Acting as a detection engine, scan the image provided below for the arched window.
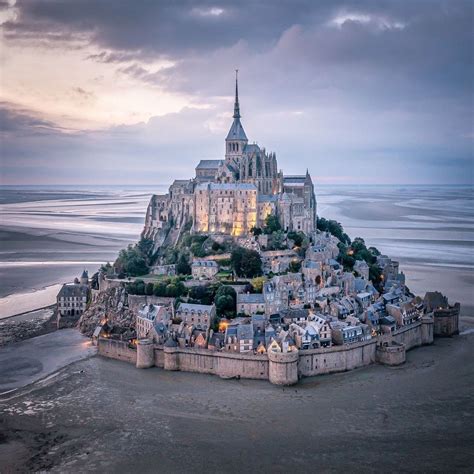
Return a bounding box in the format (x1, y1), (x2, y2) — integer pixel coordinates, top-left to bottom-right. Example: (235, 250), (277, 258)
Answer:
(236, 143), (239, 152)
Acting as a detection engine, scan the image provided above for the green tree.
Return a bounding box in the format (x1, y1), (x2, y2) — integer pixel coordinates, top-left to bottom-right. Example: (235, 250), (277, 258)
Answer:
(127, 279), (146, 295)
(251, 226), (263, 236)
(263, 214), (281, 234)
(231, 247), (262, 278)
(191, 241), (206, 258)
(176, 253), (191, 275)
(115, 245), (149, 277)
(153, 281), (167, 296)
(287, 231), (304, 247)
(215, 285), (237, 317)
(269, 230), (286, 250)
(251, 276), (267, 293)
(288, 260), (302, 273)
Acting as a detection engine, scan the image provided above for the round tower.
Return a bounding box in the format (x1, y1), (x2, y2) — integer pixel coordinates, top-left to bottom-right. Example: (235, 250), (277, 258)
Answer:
(80, 269), (89, 286)
(136, 338), (154, 369)
(268, 349), (299, 386)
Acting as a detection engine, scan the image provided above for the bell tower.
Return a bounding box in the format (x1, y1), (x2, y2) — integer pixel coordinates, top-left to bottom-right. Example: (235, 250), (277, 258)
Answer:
(225, 70), (248, 163)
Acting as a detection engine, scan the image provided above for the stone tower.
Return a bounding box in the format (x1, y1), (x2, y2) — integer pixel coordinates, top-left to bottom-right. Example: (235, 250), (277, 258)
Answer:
(80, 269), (89, 286)
(225, 70), (248, 165)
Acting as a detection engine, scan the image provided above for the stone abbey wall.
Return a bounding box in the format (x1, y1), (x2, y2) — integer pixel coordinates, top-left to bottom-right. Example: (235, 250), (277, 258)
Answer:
(297, 339), (377, 378)
(97, 318), (434, 385)
(98, 338), (137, 365)
(152, 345), (269, 380)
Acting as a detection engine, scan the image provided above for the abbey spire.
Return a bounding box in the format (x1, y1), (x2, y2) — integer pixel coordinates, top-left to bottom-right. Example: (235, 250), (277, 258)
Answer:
(233, 69), (240, 119)
(226, 70), (248, 161)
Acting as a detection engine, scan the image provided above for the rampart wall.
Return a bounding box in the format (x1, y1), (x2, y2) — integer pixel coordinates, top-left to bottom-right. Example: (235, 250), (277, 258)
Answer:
(98, 338), (137, 364)
(97, 318), (434, 385)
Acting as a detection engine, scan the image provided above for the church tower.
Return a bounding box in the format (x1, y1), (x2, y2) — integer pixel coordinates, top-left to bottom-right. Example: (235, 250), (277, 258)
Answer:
(225, 70), (248, 164)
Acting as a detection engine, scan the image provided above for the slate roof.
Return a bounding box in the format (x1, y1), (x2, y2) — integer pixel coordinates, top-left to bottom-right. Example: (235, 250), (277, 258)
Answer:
(237, 324), (254, 340)
(195, 182), (257, 192)
(243, 143), (260, 154)
(283, 175), (306, 186)
(226, 117), (248, 141)
(258, 194), (278, 203)
(138, 304), (166, 321)
(192, 260), (218, 268)
(196, 159), (223, 169)
(58, 284), (88, 298)
(237, 293), (265, 304)
(178, 303), (214, 313)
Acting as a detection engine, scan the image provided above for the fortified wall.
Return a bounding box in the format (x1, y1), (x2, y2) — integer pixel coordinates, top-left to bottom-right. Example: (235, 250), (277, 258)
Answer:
(97, 318), (434, 386)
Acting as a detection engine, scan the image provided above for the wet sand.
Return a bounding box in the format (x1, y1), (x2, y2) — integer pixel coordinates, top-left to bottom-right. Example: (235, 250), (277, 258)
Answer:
(0, 329), (473, 473)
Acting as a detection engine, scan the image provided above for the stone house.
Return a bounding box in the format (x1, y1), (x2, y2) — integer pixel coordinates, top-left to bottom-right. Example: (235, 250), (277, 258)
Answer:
(424, 291), (460, 336)
(281, 308), (309, 326)
(176, 303), (216, 331)
(192, 330), (208, 349)
(356, 292), (372, 310)
(329, 296), (358, 319)
(251, 313), (267, 332)
(302, 260), (323, 286)
(380, 315), (397, 333)
(136, 304), (171, 340)
(237, 292), (265, 315)
(263, 279), (289, 315)
(208, 331), (225, 351)
(237, 323), (254, 353)
(224, 324), (239, 352)
(386, 301), (421, 327)
(57, 281), (89, 328)
(191, 260), (219, 280)
(308, 314), (332, 347)
(289, 323), (320, 350)
(331, 320), (364, 345)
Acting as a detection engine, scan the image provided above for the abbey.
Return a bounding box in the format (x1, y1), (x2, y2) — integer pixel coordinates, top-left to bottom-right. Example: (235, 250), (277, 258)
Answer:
(143, 73), (317, 243)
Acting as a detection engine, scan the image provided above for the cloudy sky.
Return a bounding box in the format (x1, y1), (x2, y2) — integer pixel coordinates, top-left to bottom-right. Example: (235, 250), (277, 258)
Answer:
(0, 0), (472, 185)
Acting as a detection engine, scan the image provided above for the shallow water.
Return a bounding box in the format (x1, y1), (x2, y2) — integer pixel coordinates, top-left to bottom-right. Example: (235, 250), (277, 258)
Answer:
(0, 184), (472, 316)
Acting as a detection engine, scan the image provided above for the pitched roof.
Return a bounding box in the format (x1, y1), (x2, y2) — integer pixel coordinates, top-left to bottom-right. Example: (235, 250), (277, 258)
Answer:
(237, 293), (265, 304)
(192, 260), (218, 268)
(178, 303), (214, 313)
(195, 182), (257, 192)
(58, 284), (88, 298)
(237, 324), (254, 340)
(196, 159), (223, 170)
(226, 117), (248, 141)
(243, 143), (260, 154)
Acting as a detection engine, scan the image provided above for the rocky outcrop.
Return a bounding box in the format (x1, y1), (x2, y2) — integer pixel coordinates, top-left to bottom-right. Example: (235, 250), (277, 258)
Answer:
(78, 286), (135, 336)
(78, 286), (175, 336)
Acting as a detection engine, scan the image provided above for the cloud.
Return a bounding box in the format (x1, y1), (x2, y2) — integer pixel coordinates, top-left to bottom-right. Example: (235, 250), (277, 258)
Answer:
(1, 0), (473, 184)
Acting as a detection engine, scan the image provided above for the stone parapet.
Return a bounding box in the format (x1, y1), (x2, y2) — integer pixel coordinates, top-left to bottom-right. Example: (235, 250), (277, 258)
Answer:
(97, 322), (433, 385)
